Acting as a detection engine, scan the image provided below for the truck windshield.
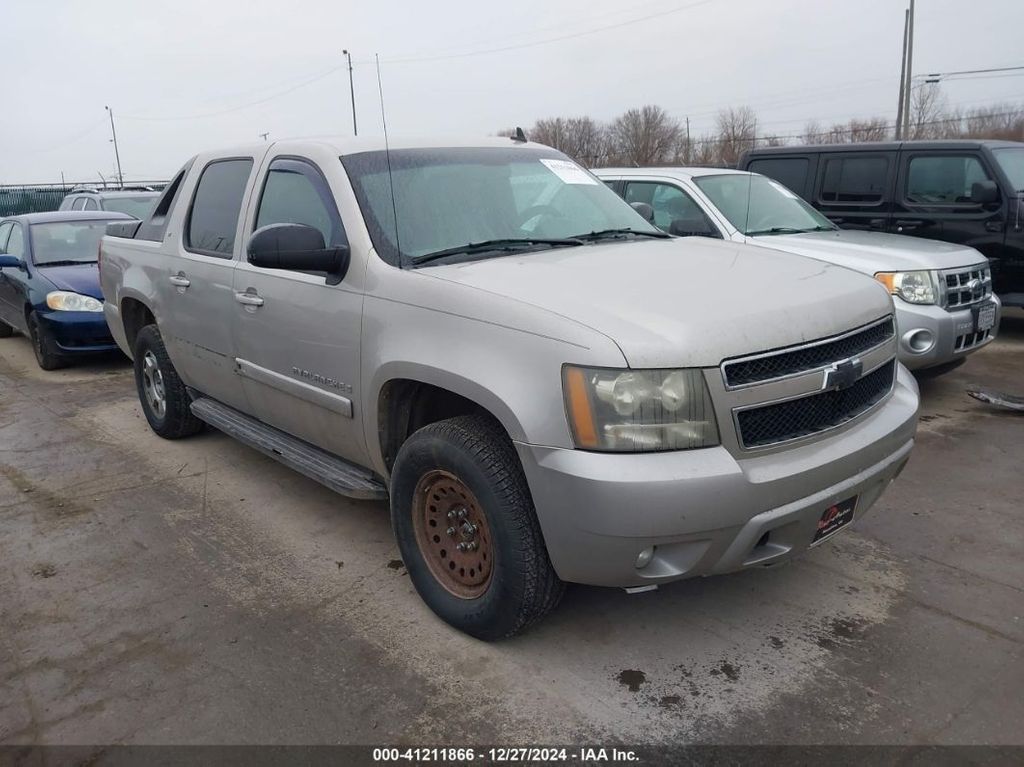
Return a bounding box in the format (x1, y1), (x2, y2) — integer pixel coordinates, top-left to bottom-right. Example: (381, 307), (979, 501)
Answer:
(993, 148), (1024, 192)
(30, 221), (112, 265)
(693, 173), (836, 236)
(341, 147), (662, 266)
(103, 195), (158, 219)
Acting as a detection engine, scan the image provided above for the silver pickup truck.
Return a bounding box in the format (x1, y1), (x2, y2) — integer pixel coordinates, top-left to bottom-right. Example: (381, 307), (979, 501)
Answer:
(100, 137), (919, 638)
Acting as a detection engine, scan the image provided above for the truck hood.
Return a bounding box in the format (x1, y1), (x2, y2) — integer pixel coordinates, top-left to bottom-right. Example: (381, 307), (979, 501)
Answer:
(751, 229), (987, 274)
(426, 238), (893, 368)
(34, 263), (102, 299)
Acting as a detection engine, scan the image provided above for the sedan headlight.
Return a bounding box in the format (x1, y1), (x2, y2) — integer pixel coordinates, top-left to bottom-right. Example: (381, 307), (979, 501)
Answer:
(562, 366), (719, 452)
(46, 291), (103, 312)
(874, 271), (938, 305)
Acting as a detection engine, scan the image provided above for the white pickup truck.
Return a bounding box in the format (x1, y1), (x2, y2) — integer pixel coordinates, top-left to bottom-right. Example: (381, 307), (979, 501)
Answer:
(100, 136), (919, 638)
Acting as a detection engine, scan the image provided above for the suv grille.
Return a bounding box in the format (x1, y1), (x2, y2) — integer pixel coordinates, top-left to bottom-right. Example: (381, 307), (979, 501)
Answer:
(723, 318), (894, 388)
(737, 360), (896, 448)
(944, 265), (992, 309)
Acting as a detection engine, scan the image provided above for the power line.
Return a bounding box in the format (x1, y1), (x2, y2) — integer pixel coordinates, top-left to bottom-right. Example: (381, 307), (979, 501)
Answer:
(19, 119), (107, 155)
(919, 64), (1024, 79)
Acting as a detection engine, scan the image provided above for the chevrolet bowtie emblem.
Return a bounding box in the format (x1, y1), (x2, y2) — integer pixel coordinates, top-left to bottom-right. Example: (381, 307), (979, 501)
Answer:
(823, 358), (863, 391)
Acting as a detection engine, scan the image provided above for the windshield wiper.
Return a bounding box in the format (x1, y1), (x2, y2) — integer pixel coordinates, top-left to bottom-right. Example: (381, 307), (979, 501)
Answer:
(569, 228), (669, 241)
(36, 260), (97, 266)
(745, 226), (821, 236)
(410, 237), (584, 266)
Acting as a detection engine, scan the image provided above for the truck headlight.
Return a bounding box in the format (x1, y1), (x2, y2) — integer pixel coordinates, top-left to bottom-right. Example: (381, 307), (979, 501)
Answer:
(562, 366), (719, 452)
(45, 291), (103, 312)
(874, 271), (938, 305)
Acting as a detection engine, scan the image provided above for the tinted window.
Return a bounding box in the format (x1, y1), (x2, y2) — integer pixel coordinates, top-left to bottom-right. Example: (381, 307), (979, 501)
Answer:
(255, 158), (346, 247)
(624, 181), (717, 235)
(747, 158), (810, 197)
(137, 159), (195, 243)
(103, 195), (158, 219)
(906, 155), (992, 204)
(820, 156), (889, 204)
(30, 221), (112, 265)
(993, 148), (1024, 191)
(186, 158), (254, 257)
(6, 225), (24, 258)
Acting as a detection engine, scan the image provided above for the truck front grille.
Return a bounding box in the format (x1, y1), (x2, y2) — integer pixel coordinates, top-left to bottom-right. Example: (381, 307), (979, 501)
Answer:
(736, 360), (896, 448)
(944, 265), (992, 309)
(722, 317), (894, 388)
(955, 329), (992, 351)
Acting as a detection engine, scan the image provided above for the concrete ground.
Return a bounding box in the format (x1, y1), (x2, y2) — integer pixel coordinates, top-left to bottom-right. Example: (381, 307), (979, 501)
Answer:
(0, 314), (1022, 747)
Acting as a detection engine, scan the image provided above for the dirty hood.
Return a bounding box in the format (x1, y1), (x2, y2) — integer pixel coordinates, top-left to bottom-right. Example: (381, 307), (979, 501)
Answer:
(752, 229), (987, 274)
(427, 238), (893, 368)
(34, 263), (102, 299)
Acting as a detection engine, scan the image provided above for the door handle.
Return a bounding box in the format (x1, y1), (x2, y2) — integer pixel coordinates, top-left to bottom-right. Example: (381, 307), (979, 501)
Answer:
(869, 218), (886, 228)
(985, 221), (1004, 233)
(234, 290), (264, 307)
(168, 273), (191, 288)
(896, 219), (925, 232)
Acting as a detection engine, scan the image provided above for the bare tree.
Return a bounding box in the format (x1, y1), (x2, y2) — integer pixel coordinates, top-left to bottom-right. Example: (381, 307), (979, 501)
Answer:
(803, 120), (826, 144)
(606, 105), (682, 166)
(907, 84), (947, 139)
(715, 106), (758, 165)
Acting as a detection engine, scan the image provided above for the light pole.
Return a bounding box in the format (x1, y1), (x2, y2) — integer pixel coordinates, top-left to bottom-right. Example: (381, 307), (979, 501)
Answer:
(343, 49), (357, 136)
(105, 106), (124, 187)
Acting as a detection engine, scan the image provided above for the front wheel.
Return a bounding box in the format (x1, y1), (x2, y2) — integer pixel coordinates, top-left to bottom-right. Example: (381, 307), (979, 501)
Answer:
(390, 414), (564, 640)
(28, 312), (66, 370)
(133, 324), (204, 439)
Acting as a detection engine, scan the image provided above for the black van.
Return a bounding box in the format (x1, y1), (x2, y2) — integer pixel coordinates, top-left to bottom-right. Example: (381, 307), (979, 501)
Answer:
(739, 140), (1024, 307)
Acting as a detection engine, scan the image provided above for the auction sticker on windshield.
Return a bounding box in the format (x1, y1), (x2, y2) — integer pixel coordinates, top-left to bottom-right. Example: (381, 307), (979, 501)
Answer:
(541, 158), (598, 185)
(811, 496), (857, 545)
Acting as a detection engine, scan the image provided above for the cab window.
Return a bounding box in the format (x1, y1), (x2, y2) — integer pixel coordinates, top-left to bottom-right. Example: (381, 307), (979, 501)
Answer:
(820, 156), (889, 204)
(254, 158), (346, 248)
(906, 155), (992, 205)
(624, 181), (718, 237)
(185, 158), (254, 257)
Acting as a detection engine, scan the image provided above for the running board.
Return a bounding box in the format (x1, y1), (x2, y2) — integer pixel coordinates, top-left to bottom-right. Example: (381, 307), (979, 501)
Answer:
(189, 398), (388, 501)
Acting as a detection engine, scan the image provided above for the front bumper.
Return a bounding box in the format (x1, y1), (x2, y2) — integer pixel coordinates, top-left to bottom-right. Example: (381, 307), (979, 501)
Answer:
(516, 365), (919, 588)
(36, 309), (119, 355)
(894, 295), (1001, 370)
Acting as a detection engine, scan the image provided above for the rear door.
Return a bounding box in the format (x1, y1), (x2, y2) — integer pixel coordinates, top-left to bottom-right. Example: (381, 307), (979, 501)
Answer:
(890, 149), (1004, 255)
(813, 151), (895, 231)
(231, 148), (368, 464)
(744, 155), (816, 200)
(156, 155), (261, 411)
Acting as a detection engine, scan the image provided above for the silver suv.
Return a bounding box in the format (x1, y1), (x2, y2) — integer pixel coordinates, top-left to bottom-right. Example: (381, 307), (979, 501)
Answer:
(99, 138), (919, 638)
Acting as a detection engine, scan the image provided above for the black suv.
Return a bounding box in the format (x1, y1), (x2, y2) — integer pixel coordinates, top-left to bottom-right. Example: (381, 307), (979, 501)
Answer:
(739, 140), (1024, 307)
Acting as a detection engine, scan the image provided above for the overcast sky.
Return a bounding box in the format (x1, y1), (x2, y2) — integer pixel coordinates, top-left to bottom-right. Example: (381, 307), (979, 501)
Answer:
(3, 0), (1022, 182)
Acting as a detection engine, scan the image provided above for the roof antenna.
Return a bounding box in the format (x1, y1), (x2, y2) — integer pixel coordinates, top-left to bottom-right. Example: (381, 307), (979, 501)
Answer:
(511, 126), (528, 143)
(376, 53), (403, 267)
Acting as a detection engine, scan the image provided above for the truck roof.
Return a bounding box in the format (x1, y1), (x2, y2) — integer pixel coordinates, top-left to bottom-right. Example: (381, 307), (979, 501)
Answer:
(3, 210), (134, 224)
(202, 135), (549, 158)
(743, 139), (1024, 155)
(597, 166), (745, 179)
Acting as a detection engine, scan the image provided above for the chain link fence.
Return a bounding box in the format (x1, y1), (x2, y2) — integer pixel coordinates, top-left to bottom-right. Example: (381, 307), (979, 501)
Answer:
(0, 182), (168, 217)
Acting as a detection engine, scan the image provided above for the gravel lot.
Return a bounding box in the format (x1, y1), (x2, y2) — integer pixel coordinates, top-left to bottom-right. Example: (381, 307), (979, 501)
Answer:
(1, 314), (1022, 746)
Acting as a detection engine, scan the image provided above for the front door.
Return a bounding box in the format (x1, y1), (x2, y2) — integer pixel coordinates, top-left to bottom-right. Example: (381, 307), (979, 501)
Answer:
(0, 223), (28, 332)
(814, 151), (895, 232)
(231, 154), (367, 465)
(890, 150), (1005, 259)
(156, 157), (257, 411)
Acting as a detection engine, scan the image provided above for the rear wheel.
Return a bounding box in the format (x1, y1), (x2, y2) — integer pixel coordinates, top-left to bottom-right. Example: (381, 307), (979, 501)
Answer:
(391, 414), (564, 640)
(133, 324), (204, 439)
(0, 322), (13, 338)
(28, 312), (66, 370)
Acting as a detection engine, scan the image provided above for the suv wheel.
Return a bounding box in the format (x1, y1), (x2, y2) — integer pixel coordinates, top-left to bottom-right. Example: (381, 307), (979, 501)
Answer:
(28, 312), (66, 370)
(391, 414), (564, 640)
(133, 324), (204, 439)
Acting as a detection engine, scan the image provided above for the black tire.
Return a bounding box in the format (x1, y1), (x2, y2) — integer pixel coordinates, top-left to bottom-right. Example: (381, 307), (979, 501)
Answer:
(28, 311), (66, 370)
(391, 414), (564, 640)
(0, 321), (13, 338)
(133, 324), (204, 439)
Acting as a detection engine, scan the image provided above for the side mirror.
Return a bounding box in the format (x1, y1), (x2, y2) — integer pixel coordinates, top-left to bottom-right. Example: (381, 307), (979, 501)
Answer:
(630, 202), (655, 223)
(247, 223), (350, 285)
(669, 219), (722, 239)
(971, 180), (999, 205)
(0, 254), (24, 269)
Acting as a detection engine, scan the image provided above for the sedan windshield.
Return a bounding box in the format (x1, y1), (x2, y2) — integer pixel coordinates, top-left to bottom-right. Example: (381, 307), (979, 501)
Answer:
(694, 173), (835, 236)
(30, 221), (111, 265)
(993, 148), (1024, 192)
(341, 147), (662, 266)
(103, 195), (158, 219)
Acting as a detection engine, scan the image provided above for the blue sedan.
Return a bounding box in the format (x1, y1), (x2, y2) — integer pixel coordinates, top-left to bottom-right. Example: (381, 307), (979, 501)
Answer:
(0, 211), (132, 369)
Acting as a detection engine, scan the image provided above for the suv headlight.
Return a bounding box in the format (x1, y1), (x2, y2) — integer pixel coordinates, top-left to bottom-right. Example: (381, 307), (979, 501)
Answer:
(562, 366), (719, 452)
(874, 271), (938, 305)
(46, 291), (103, 312)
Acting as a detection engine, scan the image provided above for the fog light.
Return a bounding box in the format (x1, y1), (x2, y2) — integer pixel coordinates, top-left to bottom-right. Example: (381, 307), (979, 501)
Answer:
(902, 328), (935, 354)
(635, 546), (655, 569)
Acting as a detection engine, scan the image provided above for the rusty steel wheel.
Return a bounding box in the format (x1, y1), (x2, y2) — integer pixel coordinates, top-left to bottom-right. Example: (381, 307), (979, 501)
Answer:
(412, 470), (493, 599)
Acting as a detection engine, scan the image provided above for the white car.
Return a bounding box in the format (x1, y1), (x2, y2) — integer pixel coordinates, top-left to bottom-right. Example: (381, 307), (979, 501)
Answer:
(597, 167), (1001, 371)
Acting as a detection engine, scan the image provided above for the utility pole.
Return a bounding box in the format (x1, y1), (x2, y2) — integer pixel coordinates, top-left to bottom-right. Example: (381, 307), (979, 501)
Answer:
(903, 0), (916, 139)
(105, 106), (124, 187)
(685, 116), (691, 163)
(895, 8), (909, 140)
(343, 49), (357, 136)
